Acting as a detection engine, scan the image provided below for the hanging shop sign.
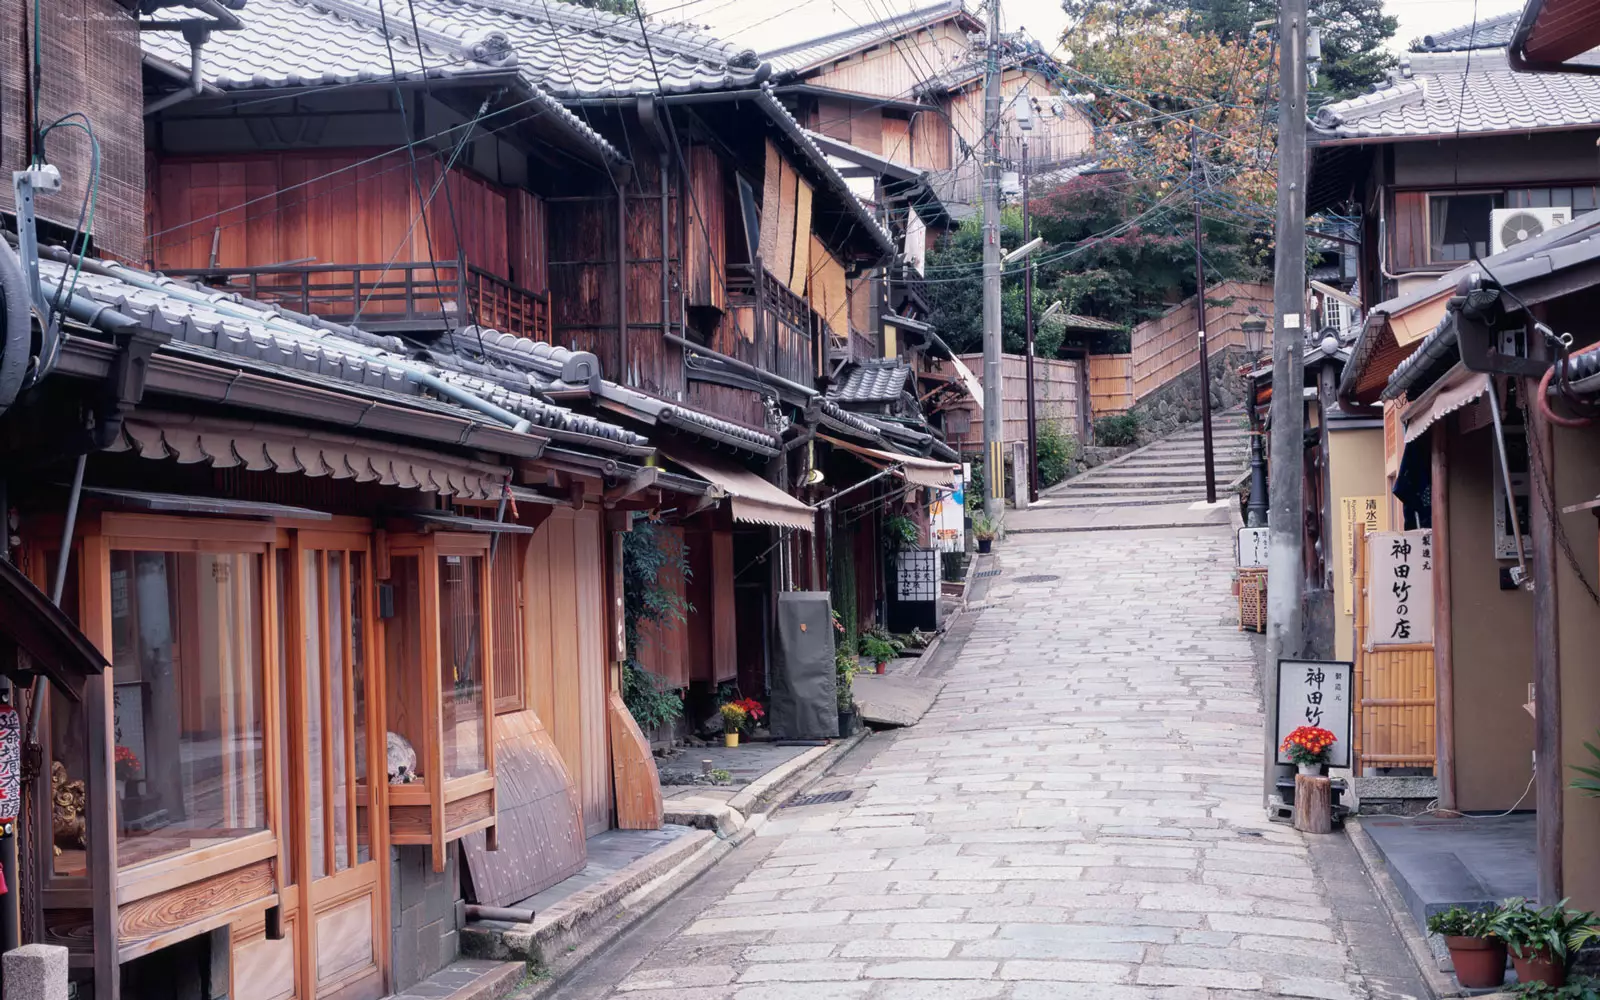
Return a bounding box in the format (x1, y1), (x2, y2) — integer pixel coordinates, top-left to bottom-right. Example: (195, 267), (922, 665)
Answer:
(1338, 496), (1387, 614)
(0, 704), (20, 824)
(1274, 659), (1352, 768)
(1367, 529), (1433, 647)
(930, 472), (965, 553)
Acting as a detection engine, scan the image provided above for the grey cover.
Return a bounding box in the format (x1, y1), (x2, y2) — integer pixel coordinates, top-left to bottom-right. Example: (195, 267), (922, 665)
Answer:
(771, 592), (839, 739)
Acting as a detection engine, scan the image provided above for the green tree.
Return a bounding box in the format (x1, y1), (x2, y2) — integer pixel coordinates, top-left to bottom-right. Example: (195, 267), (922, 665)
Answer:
(577, 0), (639, 14)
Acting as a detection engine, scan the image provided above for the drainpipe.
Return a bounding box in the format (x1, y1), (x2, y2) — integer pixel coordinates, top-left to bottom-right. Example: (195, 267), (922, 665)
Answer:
(144, 26), (209, 117)
(36, 249), (535, 434)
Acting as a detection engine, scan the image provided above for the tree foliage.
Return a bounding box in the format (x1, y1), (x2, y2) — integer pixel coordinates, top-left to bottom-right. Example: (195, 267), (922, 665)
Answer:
(575, 0), (639, 14)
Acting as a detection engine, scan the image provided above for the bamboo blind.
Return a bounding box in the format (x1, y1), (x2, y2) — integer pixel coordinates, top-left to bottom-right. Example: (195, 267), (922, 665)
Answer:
(1352, 523), (1438, 772)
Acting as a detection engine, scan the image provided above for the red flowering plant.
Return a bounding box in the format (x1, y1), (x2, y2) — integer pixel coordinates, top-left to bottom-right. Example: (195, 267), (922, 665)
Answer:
(729, 698), (765, 734)
(114, 745), (141, 781)
(1280, 726), (1337, 767)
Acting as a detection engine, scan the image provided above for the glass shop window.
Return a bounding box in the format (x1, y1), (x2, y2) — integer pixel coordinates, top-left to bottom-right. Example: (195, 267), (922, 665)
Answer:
(383, 555), (426, 784)
(1428, 192), (1503, 263)
(439, 554), (486, 779)
(109, 551), (266, 868)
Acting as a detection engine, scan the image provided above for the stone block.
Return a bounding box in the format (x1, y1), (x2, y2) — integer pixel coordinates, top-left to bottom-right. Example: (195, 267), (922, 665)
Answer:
(4, 945), (68, 1000)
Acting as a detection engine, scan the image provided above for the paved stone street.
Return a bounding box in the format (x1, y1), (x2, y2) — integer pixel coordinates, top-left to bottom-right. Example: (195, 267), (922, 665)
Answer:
(552, 522), (1377, 1000)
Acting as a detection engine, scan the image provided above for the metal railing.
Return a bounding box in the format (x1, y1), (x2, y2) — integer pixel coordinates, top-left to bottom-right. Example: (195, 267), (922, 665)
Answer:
(165, 260), (550, 342)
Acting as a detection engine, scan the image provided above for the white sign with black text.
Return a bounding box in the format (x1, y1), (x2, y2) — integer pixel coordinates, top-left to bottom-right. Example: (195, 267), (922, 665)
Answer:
(1367, 529), (1433, 647)
(1237, 527), (1268, 569)
(1275, 659), (1353, 768)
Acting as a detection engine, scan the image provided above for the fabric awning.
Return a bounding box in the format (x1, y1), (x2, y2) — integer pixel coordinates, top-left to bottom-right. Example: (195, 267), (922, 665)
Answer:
(1401, 366), (1491, 444)
(662, 451), (814, 532)
(820, 435), (961, 490)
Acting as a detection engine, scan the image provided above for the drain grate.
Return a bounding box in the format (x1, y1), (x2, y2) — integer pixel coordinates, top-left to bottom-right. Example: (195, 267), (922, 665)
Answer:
(785, 790), (853, 808)
(1014, 574), (1060, 583)
(975, 569), (1002, 578)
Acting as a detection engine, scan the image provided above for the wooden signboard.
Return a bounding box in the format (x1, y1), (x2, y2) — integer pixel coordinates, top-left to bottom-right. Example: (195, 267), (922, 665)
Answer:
(1367, 529), (1433, 647)
(1275, 659), (1353, 768)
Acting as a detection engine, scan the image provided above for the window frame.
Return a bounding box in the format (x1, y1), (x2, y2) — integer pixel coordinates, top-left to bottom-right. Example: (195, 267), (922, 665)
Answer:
(1422, 189), (1504, 266)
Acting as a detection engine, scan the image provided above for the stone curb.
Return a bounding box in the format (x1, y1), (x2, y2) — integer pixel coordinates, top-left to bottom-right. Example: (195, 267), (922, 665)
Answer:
(662, 735), (858, 836)
(1345, 817), (1459, 999)
(441, 962), (530, 1000)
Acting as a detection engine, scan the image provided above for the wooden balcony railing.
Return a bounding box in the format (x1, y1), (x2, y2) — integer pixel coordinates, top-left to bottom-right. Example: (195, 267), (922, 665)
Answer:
(726, 262), (818, 388)
(164, 260), (551, 342)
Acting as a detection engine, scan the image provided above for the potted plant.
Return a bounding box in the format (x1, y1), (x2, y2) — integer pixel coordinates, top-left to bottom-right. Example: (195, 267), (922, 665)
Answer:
(860, 628), (903, 675)
(719, 703), (748, 748)
(973, 516), (996, 554)
(1427, 907), (1506, 989)
(1280, 725), (1337, 775)
(730, 697), (764, 737)
(1490, 898), (1600, 988)
(836, 648), (857, 737)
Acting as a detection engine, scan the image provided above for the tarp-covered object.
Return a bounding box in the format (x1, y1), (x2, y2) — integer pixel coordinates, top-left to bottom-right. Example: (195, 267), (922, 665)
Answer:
(771, 592), (839, 739)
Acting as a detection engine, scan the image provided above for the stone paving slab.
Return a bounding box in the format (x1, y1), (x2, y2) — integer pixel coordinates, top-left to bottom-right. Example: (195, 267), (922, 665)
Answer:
(850, 673), (943, 728)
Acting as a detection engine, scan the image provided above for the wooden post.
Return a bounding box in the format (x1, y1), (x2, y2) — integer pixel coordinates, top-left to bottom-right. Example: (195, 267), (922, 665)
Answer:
(1526, 372), (1563, 905)
(1293, 774), (1333, 834)
(1432, 423), (1456, 812)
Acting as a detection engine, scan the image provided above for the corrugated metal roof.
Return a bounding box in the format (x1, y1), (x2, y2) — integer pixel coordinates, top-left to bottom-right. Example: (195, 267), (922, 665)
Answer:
(761, 0), (973, 77)
(1314, 47), (1600, 139)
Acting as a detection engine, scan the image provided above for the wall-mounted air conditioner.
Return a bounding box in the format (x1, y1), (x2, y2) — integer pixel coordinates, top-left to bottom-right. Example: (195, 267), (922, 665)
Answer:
(1490, 207), (1571, 255)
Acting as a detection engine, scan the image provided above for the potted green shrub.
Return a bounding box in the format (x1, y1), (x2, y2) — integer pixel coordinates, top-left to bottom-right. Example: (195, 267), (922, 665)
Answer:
(1427, 907), (1505, 989)
(836, 648), (857, 736)
(973, 515), (996, 554)
(1490, 898), (1600, 988)
(861, 629), (903, 675)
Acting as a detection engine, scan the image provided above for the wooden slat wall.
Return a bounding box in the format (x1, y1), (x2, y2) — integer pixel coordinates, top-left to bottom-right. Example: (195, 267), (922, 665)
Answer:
(881, 117), (913, 166)
(685, 146), (726, 311)
(549, 194), (619, 372)
(1351, 524), (1437, 770)
(1130, 281), (1274, 401)
(621, 157), (687, 400)
(1392, 191), (1429, 271)
(807, 21), (971, 99)
(711, 532), (737, 685)
(946, 354), (1083, 450)
(849, 106), (885, 155)
(1089, 353), (1135, 416)
(813, 97), (854, 142)
(523, 508), (613, 836)
(508, 189), (548, 293)
(635, 525), (690, 690)
(607, 691), (663, 829)
(460, 709), (587, 906)
(910, 110), (953, 171)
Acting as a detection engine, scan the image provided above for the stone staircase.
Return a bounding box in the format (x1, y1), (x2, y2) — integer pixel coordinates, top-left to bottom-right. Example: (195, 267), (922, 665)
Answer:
(1045, 413), (1253, 509)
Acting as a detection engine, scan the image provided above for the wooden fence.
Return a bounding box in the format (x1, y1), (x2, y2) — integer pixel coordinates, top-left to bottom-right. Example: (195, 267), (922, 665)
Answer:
(1088, 354), (1134, 416)
(1131, 281), (1273, 402)
(939, 354), (1082, 451)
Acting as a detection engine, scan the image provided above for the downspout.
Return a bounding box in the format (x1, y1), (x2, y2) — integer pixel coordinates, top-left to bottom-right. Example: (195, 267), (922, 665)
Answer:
(37, 249), (535, 433)
(144, 26), (209, 117)
(638, 97), (674, 393)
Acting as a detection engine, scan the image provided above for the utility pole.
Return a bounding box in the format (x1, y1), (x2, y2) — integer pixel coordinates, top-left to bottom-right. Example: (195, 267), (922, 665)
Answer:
(1266, 0), (1308, 806)
(1022, 104), (1038, 502)
(1191, 126), (1217, 504)
(980, 0), (1004, 519)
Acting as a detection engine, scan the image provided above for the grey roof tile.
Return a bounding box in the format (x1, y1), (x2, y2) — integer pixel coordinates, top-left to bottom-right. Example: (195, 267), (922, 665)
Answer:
(47, 256), (649, 448)
(1313, 48), (1600, 139)
(762, 0), (974, 77)
(828, 360), (910, 404)
(1413, 11), (1521, 52)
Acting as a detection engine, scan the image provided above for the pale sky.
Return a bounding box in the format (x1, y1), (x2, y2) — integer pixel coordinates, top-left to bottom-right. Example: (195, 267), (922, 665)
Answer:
(642, 0), (1526, 64)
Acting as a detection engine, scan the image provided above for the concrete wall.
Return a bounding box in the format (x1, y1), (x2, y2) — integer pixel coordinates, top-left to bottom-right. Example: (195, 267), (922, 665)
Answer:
(1448, 428), (1537, 812)
(1327, 423), (1388, 662)
(1554, 424), (1600, 911)
(390, 844), (464, 992)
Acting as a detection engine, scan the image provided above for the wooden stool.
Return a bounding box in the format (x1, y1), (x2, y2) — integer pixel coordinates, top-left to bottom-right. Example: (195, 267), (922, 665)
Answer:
(1293, 774), (1333, 834)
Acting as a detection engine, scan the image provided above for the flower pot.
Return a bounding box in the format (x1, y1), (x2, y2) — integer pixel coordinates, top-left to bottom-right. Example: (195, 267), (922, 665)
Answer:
(1445, 936), (1507, 989)
(1297, 763), (1326, 776)
(838, 709), (856, 737)
(875, 660), (887, 675)
(977, 538), (992, 553)
(724, 732), (738, 749)
(1512, 948), (1565, 988)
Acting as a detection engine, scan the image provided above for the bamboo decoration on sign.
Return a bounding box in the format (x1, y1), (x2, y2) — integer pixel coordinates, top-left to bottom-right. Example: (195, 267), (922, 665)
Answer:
(1293, 774), (1333, 834)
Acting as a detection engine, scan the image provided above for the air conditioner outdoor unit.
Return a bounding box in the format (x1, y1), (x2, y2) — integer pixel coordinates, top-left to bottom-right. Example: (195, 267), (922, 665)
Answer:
(1490, 207), (1571, 255)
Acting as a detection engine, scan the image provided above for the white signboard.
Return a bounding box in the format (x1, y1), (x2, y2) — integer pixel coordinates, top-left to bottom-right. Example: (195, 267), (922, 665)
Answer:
(1275, 659), (1353, 768)
(1368, 529), (1433, 647)
(895, 549), (939, 602)
(1237, 527), (1268, 568)
(930, 471), (966, 554)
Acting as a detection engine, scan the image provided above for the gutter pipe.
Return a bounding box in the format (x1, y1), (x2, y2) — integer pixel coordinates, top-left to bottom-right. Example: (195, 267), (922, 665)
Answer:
(664, 331), (817, 398)
(37, 248), (536, 434)
(144, 28), (208, 116)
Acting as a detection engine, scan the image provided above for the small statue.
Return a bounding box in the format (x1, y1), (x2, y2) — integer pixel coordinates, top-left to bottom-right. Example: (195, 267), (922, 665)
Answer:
(52, 761), (85, 852)
(386, 732), (419, 784)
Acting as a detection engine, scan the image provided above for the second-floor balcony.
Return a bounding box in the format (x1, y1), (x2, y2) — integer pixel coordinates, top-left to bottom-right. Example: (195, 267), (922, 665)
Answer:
(165, 260), (552, 343)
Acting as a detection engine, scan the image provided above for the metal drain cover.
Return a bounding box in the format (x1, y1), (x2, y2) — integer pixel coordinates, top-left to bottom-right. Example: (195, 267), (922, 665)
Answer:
(975, 569), (1002, 578)
(1014, 574), (1060, 583)
(785, 790), (852, 808)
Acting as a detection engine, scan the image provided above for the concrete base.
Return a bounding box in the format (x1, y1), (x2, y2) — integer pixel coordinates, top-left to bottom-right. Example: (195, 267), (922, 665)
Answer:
(1354, 775), (1440, 817)
(4, 944), (68, 1000)
(1362, 814), (1537, 932)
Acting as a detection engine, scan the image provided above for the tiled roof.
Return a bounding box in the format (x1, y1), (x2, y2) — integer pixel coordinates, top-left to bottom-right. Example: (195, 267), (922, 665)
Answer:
(46, 257), (650, 450)
(1413, 11), (1521, 52)
(142, 0), (768, 159)
(1057, 313), (1123, 332)
(761, 0), (974, 77)
(828, 361), (911, 405)
(1313, 48), (1600, 139)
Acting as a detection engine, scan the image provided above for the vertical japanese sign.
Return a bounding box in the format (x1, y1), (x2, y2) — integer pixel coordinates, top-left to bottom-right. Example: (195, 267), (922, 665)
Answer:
(1275, 659), (1352, 768)
(1237, 527), (1268, 568)
(1339, 496), (1388, 614)
(896, 549), (939, 602)
(0, 704), (19, 823)
(1368, 529), (1433, 647)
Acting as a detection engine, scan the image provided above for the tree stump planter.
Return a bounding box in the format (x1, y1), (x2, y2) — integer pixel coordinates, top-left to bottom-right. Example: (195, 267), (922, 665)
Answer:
(1445, 937), (1507, 989)
(1293, 774), (1333, 834)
